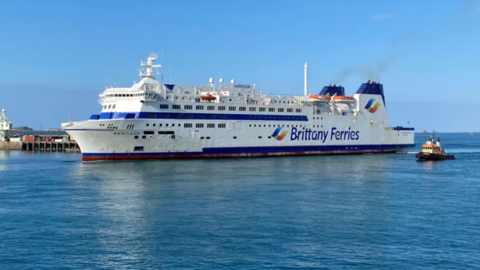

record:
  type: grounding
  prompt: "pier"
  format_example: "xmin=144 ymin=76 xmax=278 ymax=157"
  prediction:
xmin=0 ymin=140 xmax=80 ymax=152
xmin=22 ymin=141 xmax=80 ymax=152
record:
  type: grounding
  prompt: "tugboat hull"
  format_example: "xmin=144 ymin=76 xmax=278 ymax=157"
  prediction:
xmin=415 ymin=152 xmax=455 ymax=161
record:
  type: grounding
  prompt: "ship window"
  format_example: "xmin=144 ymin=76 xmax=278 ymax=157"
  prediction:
xmin=207 ymin=123 xmax=215 ymax=128
xmin=166 ymin=124 xmax=169 ymax=127
xmin=233 ymin=136 xmax=237 ymax=139
xmin=296 ymin=109 xmax=302 ymax=113
xmin=239 ymin=107 xmax=246 ymax=111
xmin=200 ymin=137 xmax=205 ymax=139
xmin=259 ymin=107 xmax=266 ymax=112
xmin=184 ymin=123 xmax=193 ymax=128
xmin=134 ymin=146 xmax=144 ymax=151
xmin=207 ymin=106 xmax=215 ymax=110
xmin=103 ymin=105 xmax=107 ymax=109
xmin=249 ymin=107 xmax=256 ymax=112
xmin=218 ymin=124 xmax=226 ymax=128
xmin=258 ymin=136 xmax=262 ymax=139
xmin=172 ymin=105 xmax=181 ymax=109
xmin=160 ymin=104 xmax=169 ymax=109
xmin=229 ymin=106 xmax=236 ymax=111
xmin=184 ymin=105 xmax=193 ymax=110
xmin=195 ymin=115 xmax=205 ymax=119
xmin=153 ymin=124 xmax=156 ymax=127
xmin=269 ymin=108 xmax=275 ymax=112
xmin=184 ymin=114 xmax=193 ymax=119
xmin=207 ymin=115 xmax=215 ymax=119
xmin=142 ymin=136 xmax=146 ymax=139
xmin=146 ymin=124 xmax=149 ymax=126
xmin=134 ymin=136 xmax=138 ymax=139
xmin=196 ymin=105 xmax=204 ymax=110
xmin=108 ymin=105 xmax=112 ymax=109
xmin=112 ymin=104 xmax=116 ymax=109
xmin=143 ymin=131 xmax=154 ymax=135
xmin=206 ymin=137 xmax=211 ymax=139
xmin=287 ymin=108 xmax=293 ymax=113
xmin=218 ymin=106 xmax=226 ymax=111
xmin=196 ymin=123 xmax=204 ymax=128
xmin=278 ymin=108 xmax=284 ymax=112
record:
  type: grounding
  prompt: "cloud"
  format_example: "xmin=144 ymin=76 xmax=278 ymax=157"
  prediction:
xmin=370 ymin=14 xmax=393 ymax=20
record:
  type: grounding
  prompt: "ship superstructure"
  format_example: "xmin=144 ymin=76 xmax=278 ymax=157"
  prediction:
xmin=62 ymin=54 xmax=415 ymax=161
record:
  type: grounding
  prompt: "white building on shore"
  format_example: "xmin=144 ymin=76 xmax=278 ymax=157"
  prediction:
xmin=0 ymin=109 xmax=12 ymax=141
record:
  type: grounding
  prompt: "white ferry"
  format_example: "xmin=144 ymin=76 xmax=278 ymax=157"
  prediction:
xmin=62 ymin=54 xmax=415 ymax=161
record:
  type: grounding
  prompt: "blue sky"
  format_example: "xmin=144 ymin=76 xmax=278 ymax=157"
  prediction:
xmin=1 ymin=0 xmax=480 ymax=131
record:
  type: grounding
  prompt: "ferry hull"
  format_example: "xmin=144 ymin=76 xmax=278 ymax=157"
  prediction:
xmin=82 ymin=144 xmax=415 ymax=161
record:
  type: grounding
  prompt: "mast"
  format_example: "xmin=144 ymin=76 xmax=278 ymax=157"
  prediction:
xmin=139 ymin=54 xmax=162 ymax=79
xmin=304 ymin=62 xmax=308 ymax=97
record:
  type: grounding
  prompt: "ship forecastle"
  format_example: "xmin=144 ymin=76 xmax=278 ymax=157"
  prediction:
xmin=62 ymin=54 xmax=415 ymax=161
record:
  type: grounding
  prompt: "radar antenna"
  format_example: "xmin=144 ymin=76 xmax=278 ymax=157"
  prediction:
xmin=139 ymin=53 xmax=162 ymax=79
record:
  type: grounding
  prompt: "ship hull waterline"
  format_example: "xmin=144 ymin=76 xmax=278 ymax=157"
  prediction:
xmin=81 ymin=144 xmax=415 ymax=161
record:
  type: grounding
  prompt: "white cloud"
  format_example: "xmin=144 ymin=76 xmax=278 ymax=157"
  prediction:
xmin=370 ymin=14 xmax=393 ymax=20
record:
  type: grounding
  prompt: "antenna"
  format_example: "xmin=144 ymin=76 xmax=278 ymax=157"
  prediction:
xmin=304 ymin=62 xmax=308 ymax=97
xmin=161 ymin=50 xmax=164 ymax=84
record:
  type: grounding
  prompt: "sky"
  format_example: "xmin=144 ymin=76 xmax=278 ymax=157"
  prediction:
xmin=0 ymin=0 xmax=480 ymax=131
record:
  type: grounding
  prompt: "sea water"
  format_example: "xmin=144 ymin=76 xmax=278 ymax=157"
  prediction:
xmin=1 ymin=133 xmax=480 ymax=269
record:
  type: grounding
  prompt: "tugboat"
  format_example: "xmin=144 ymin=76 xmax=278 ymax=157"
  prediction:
xmin=416 ymin=132 xmax=455 ymax=161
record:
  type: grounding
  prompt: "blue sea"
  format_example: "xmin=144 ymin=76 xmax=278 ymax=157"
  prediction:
xmin=1 ymin=133 xmax=480 ymax=269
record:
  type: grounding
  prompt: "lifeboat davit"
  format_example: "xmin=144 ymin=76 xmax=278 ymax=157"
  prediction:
xmin=200 ymin=94 xmax=216 ymax=101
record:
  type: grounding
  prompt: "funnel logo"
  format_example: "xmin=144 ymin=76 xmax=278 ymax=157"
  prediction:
xmin=364 ymin=99 xmax=380 ymax=113
xmin=271 ymin=127 xmax=288 ymax=141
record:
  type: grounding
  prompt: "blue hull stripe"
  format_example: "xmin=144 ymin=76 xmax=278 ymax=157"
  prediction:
xmin=82 ymin=144 xmax=415 ymax=157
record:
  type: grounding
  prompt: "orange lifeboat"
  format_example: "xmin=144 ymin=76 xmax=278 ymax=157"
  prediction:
xmin=309 ymin=94 xmax=330 ymax=100
xmin=200 ymin=94 xmax=216 ymax=101
xmin=333 ymin=95 xmax=355 ymax=101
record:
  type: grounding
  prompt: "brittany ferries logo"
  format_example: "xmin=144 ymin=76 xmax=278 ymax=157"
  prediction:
xmin=271 ymin=127 xmax=288 ymax=141
xmin=364 ymin=99 xmax=380 ymax=113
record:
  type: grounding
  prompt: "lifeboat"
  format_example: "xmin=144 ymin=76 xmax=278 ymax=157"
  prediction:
xmin=309 ymin=94 xmax=330 ymax=100
xmin=200 ymin=94 xmax=216 ymax=101
xmin=333 ymin=95 xmax=354 ymax=100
